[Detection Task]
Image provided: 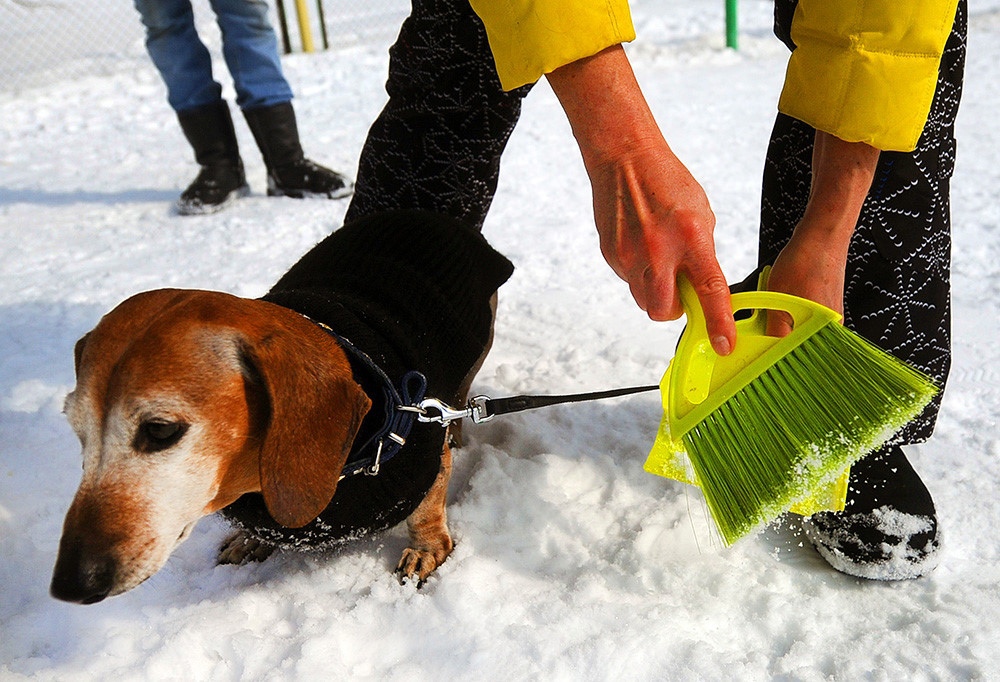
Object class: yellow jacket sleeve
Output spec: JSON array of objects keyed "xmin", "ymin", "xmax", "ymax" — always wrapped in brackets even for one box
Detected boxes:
[
  {"xmin": 469, "ymin": 0, "xmax": 636, "ymax": 91},
  {"xmin": 778, "ymin": 0, "xmax": 959, "ymax": 152}
]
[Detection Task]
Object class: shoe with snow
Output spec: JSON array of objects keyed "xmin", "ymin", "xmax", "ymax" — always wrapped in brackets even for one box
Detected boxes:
[
  {"xmin": 267, "ymin": 158, "xmax": 353, "ymax": 199},
  {"xmin": 803, "ymin": 444, "xmax": 940, "ymax": 581},
  {"xmin": 243, "ymin": 102, "xmax": 353, "ymax": 201},
  {"xmin": 176, "ymin": 101, "xmax": 249, "ymax": 215},
  {"xmin": 176, "ymin": 162, "xmax": 250, "ymax": 216}
]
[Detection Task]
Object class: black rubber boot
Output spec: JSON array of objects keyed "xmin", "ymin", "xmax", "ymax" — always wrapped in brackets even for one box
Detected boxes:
[
  {"xmin": 243, "ymin": 102, "xmax": 352, "ymax": 200},
  {"xmin": 803, "ymin": 444, "xmax": 941, "ymax": 580},
  {"xmin": 176, "ymin": 100, "xmax": 250, "ymax": 215}
]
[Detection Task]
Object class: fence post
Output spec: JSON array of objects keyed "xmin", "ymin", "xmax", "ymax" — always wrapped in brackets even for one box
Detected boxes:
[
  {"xmin": 315, "ymin": 0, "xmax": 330, "ymax": 50},
  {"xmin": 293, "ymin": 0, "xmax": 315, "ymax": 53},
  {"xmin": 275, "ymin": 0, "xmax": 293, "ymax": 54}
]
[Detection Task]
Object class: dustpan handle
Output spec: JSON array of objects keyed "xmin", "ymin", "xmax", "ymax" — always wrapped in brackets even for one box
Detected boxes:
[
  {"xmin": 674, "ymin": 275, "xmax": 717, "ymax": 405},
  {"xmin": 676, "ymin": 274, "xmax": 709, "ymax": 331},
  {"xmin": 668, "ymin": 275, "xmax": 843, "ymax": 427},
  {"xmin": 679, "ymin": 271, "xmax": 841, "ymax": 337}
]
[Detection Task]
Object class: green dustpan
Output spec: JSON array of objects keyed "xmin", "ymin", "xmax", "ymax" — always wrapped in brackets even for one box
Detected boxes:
[{"xmin": 644, "ymin": 271, "xmax": 850, "ymax": 521}]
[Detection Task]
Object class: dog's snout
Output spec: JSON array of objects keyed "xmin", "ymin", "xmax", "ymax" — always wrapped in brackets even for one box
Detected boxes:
[{"xmin": 50, "ymin": 536, "xmax": 116, "ymax": 604}]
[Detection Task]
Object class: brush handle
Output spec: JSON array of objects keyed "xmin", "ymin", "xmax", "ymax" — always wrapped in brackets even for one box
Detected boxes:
[
  {"xmin": 667, "ymin": 275, "xmax": 843, "ymax": 437},
  {"xmin": 678, "ymin": 271, "xmax": 841, "ymax": 340},
  {"xmin": 676, "ymin": 275, "xmax": 709, "ymax": 330},
  {"xmin": 728, "ymin": 291, "xmax": 842, "ymax": 332}
]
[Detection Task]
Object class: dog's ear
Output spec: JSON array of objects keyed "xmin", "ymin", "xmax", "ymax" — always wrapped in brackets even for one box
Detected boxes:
[
  {"xmin": 73, "ymin": 333, "xmax": 90, "ymax": 376},
  {"xmin": 239, "ymin": 329, "xmax": 371, "ymax": 528}
]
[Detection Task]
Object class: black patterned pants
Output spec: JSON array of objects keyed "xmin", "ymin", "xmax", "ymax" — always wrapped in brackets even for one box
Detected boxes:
[
  {"xmin": 344, "ymin": 0, "xmax": 531, "ymax": 229},
  {"xmin": 762, "ymin": 0, "xmax": 967, "ymax": 444}
]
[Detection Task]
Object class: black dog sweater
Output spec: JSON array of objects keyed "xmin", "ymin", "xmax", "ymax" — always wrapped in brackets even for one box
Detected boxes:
[{"xmin": 221, "ymin": 210, "xmax": 513, "ymax": 549}]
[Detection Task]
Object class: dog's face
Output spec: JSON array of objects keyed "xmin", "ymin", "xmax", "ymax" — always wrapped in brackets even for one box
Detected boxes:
[{"xmin": 51, "ymin": 290, "xmax": 370, "ymax": 603}]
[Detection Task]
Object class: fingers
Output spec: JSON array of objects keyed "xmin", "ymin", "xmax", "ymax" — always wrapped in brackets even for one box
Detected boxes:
[
  {"xmin": 631, "ymin": 266, "xmax": 681, "ymax": 322},
  {"xmin": 584, "ymin": 138, "xmax": 734, "ymax": 352},
  {"xmin": 765, "ymin": 310, "xmax": 795, "ymax": 338},
  {"xmin": 629, "ymin": 263, "xmax": 735, "ymax": 357},
  {"xmin": 687, "ymin": 273, "xmax": 735, "ymax": 356}
]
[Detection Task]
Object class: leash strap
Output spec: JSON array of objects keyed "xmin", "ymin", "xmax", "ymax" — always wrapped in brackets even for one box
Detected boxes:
[
  {"xmin": 309, "ymin": 312, "xmax": 656, "ymax": 475},
  {"xmin": 414, "ymin": 384, "xmax": 659, "ymax": 427}
]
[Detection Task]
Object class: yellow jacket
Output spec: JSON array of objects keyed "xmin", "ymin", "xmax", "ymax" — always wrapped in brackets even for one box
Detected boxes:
[
  {"xmin": 469, "ymin": 0, "xmax": 959, "ymax": 152},
  {"xmin": 468, "ymin": 0, "xmax": 635, "ymax": 91}
]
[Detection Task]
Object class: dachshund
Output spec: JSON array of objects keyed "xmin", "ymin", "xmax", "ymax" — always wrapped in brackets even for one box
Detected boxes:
[{"xmin": 50, "ymin": 210, "xmax": 513, "ymax": 603}]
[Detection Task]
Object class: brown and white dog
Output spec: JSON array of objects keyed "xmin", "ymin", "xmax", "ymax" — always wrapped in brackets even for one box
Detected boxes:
[{"xmin": 50, "ymin": 210, "xmax": 513, "ymax": 603}]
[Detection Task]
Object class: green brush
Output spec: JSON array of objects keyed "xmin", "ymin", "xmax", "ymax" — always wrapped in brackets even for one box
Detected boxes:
[{"xmin": 644, "ymin": 273, "xmax": 939, "ymax": 545}]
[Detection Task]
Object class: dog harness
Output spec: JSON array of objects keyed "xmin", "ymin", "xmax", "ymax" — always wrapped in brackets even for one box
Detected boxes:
[{"xmin": 314, "ymin": 322, "xmax": 429, "ymax": 480}]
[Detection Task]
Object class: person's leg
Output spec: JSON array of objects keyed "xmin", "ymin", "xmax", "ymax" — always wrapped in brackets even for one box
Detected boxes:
[
  {"xmin": 209, "ymin": 0, "xmax": 292, "ymax": 110},
  {"xmin": 242, "ymin": 101, "xmax": 353, "ymax": 199},
  {"xmin": 134, "ymin": 0, "xmax": 223, "ymax": 112},
  {"xmin": 134, "ymin": 0, "xmax": 248, "ymax": 214},
  {"xmin": 760, "ymin": 0, "xmax": 967, "ymax": 579},
  {"xmin": 174, "ymin": 100, "xmax": 250, "ymax": 215},
  {"xmin": 344, "ymin": 0, "xmax": 532, "ymax": 230},
  {"xmin": 762, "ymin": 3, "xmax": 966, "ymax": 440},
  {"xmin": 208, "ymin": 0, "xmax": 351, "ymax": 199}
]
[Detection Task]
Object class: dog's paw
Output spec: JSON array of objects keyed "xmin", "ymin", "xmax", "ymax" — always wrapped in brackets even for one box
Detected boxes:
[
  {"xmin": 394, "ymin": 542, "xmax": 453, "ymax": 589},
  {"xmin": 217, "ymin": 531, "xmax": 276, "ymax": 566}
]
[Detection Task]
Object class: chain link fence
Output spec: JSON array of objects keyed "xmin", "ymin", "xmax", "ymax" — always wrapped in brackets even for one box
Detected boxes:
[{"xmin": 0, "ymin": 0, "xmax": 407, "ymax": 94}]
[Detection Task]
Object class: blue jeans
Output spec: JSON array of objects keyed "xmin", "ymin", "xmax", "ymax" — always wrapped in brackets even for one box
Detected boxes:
[{"xmin": 134, "ymin": 0, "xmax": 293, "ymax": 113}]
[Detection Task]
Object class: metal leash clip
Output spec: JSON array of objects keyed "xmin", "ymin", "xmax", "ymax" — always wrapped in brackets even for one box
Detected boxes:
[
  {"xmin": 407, "ymin": 396, "xmax": 494, "ymax": 426},
  {"xmin": 403, "ymin": 384, "xmax": 657, "ymax": 428}
]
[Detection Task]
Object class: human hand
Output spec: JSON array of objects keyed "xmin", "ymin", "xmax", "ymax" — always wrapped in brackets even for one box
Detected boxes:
[
  {"xmin": 765, "ymin": 227, "xmax": 849, "ymax": 337},
  {"xmin": 546, "ymin": 45, "xmax": 735, "ymax": 355},
  {"xmin": 588, "ymin": 142, "xmax": 735, "ymax": 355}
]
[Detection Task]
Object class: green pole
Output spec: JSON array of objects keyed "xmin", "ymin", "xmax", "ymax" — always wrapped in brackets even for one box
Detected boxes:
[{"xmin": 726, "ymin": 0, "xmax": 738, "ymax": 49}]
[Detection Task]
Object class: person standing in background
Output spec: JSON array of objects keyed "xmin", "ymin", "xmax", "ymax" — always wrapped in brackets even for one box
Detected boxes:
[{"xmin": 135, "ymin": 0, "xmax": 353, "ymax": 215}]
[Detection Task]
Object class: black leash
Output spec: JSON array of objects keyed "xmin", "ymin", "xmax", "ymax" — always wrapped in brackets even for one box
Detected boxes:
[
  {"xmin": 309, "ymin": 313, "xmax": 658, "ymax": 480},
  {"xmin": 412, "ymin": 383, "xmax": 660, "ymax": 427}
]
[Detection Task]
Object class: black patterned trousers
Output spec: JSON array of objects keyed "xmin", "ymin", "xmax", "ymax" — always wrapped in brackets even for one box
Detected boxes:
[
  {"xmin": 762, "ymin": 0, "xmax": 967, "ymax": 444},
  {"xmin": 344, "ymin": 0, "xmax": 531, "ymax": 229}
]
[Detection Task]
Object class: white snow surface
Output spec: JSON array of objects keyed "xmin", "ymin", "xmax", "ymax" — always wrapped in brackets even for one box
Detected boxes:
[{"xmin": 2, "ymin": 2, "xmax": 1000, "ymax": 679}]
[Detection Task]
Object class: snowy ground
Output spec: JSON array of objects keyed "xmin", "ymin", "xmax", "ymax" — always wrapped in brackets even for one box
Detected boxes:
[{"xmin": 2, "ymin": 1, "xmax": 999, "ymax": 679}]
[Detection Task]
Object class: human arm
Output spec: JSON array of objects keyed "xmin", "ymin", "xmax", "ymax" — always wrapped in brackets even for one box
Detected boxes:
[
  {"xmin": 467, "ymin": 1, "xmax": 735, "ymax": 354},
  {"xmin": 778, "ymin": 0, "xmax": 960, "ymax": 152},
  {"xmin": 468, "ymin": 0, "xmax": 635, "ymax": 90},
  {"xmin": 546, "ymin": 45, "xmax": 736, "ymax": 355},
  {"xmin": 765, "ymin": 131, "xmax": 879, "ymax": 336},
  {"xmin": 764, "ymin": 0, "xmax": 958, "ymax": 332}
]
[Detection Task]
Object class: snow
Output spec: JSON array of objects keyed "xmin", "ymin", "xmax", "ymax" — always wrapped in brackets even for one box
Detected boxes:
[{"xmin": 2, "ymin": 1, "xmax": 1000, "ymax": 679}]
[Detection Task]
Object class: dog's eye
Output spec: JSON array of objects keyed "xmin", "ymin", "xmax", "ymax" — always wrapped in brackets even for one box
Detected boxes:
[{"xmin": 135, "ymin": 420, "xmax": 188, "ymax": 452}]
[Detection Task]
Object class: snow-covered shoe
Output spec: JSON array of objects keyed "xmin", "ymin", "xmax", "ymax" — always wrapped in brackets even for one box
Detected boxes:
[
  {"xmin": 176, "ymin": 101, "xmax": 250, "ymax": 215},
  {"xmin": 803, "ymin": 445, "xmax": 941, "ymax": 580},
  {"xmin": 266, "ymin": 158, "xmax": 353, "ymax": 199},
  {"xmin": 243, "ymin": 102, "xmax": 353, "ymax": 200},
  {"xmin": 176, "ymin": 162, "xmax": 250, "ymax": 215}
]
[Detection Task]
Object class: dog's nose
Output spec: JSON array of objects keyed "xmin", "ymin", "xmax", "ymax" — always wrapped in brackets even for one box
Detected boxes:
[{"xmin": 50, "ymin": 539, "xmax": 116, "ymax": 604}]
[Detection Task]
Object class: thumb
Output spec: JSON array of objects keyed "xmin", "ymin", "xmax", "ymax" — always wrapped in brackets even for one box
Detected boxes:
[{"xmin": 765, "ymin": 310, "xmax": 795, "ymax": 338}]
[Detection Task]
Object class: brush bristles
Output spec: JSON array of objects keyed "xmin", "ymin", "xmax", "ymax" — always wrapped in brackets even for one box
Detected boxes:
[{"xmin": 683, "ymin": 323, "xmax": 939, "ymax": 545}]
